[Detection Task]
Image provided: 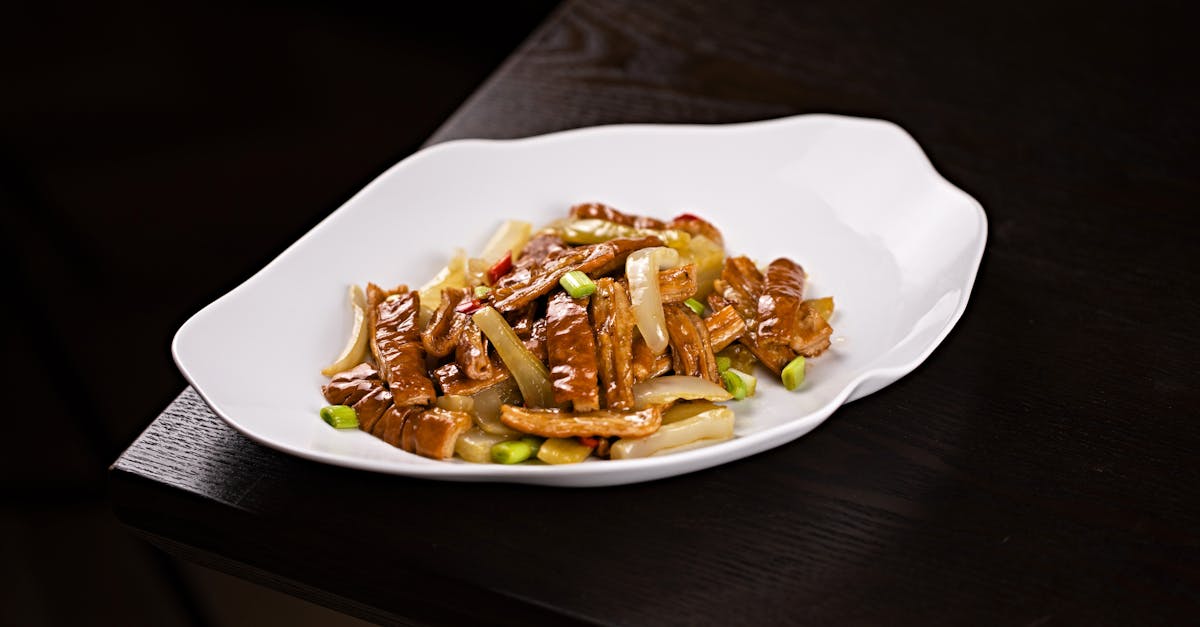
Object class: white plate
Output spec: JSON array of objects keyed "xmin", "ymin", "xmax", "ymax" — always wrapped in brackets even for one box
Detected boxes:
[{"xmin": 173, "ymin": 114, "xmax": 986, "ymax": 487}]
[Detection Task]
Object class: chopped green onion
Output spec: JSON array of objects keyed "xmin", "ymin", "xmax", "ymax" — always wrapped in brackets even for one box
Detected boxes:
[
  {"xmin": 491, "ymin": 440, "xmax": 533, "ymax": 464},
  {"xmin": 474, "ymin": 285, "xmax": 491, "ymax": 298},
  {"xmin": 725, "ymin": 368, "xmax": 757, "ymax": 397},
  {"xmin": 520, "ymin": 436, "xmax": 545, "ymax": 455},
  {"xmin": 782, "ymin": 356, "xmax": 806, "ymax": 391},
  {"xmin": 716, "ymin": 355, "xmax": 732, "ymax": 373},
  {"xmin": 559, "ymin": 270, "xmax": 597, "ymax": 298},
  {"xmin": 720, "ymin": 370, "xmax": 747, "ymax": 400},
  {"xmin": 684, "ymin": 298, "xmax": 705, "ymax": 316},
  {"xmin": 319, "ymin": 405, "xmax": 359, "ymax": 429}
]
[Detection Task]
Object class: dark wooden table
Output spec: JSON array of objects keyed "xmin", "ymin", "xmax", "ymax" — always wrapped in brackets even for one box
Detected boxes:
[{"xmin": 111, "ymin": 1, "xmax": 1199, "ymax": 624}]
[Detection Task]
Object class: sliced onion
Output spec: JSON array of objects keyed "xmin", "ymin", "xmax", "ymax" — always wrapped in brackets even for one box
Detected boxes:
[
  {"xmin": 632, "ymin": 375, "xmax": 732, "ymax": 409},
  {"xmin": 626, "ymin": 246, "xmax": 680, "ymax": 354},
  {"xmin": 472, "ymin": 306, "xmax": 556, "ymax": 408},
  {"xmin": 418, "ymin": 248, "xmax": 468, "ymax": 310},
  {"xmin": 478, "ymin": 220, "xmax": 532, "ymax": 264},
  {"xmin": 610, "ymin": 406, "xmax": 735, "ymax": 459},
  {"xmin": 320, "ymin": 285, "xmax": 369, "ymax": 376}
]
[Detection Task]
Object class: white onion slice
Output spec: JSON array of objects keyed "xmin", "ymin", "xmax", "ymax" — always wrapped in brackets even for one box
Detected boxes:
[
  {"xmin": 632, "ymin": 375, "xmax": 733, "ymax": 409},
  {"xmin": 626, "ymin": 246, "xmax": 681, "ymax": 354}
]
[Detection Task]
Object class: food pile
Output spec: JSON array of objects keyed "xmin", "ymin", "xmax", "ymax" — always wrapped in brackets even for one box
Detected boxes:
[{"xmin": 319, "ymin": 203, "xmax": 834, "ymax": 464}]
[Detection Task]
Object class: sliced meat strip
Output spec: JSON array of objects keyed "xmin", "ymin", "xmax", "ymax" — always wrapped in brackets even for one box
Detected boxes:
[
  {"xmin": 524, "ymin": 317, "xmax": 547, "ymax": 362},
  {"xmin": 657, "ymin": 264, "xmax": 697, "ymax": 304},
  {"xmin": 499, "ymin": 404, "xmax": 663, "ymax": 438},
  {"xmin": 709, "ymin": 292, "xmax": 795, "ymax": 374},
  {"xmin": 373, "ymin": 405, "xmax": 422, "ymax": 447},
  {"xmin": 321, "ymin": 362, "xmax": 382, "ymax": 405},
  {"xmin": 455, "ymin": 318, "xmax": 495, "ymax": 381},
  {"xmin": 545, "ymin": 291, "xmax": 600, "ymax": 412},
  {"xmin": 516, "ymin": 231, "xmax": 567, "ymax": 266},
  {"xmin": 569, "ymin": 202, "xmax": 668, "ymax": 230},
  {"xmin": 352, "ymin": 387, "xmax": 393, "ymax": 434},
  {"xmin": 433, "ymin": 361, "xmax": 511, "ymax": 397},
  {"xmin": 505, "ymin": 304, "xmax": 537, "ymax": 339},
  {"xmin": 491, "ymin": 241, "xmax": 615, "ymax": 312},
  {"xmin": 372, "ymin": 290, "xmax": 436, "ymax": 406},
  {"xmin": 704, "ymin": 305, "xmax": 747, "ymax": 352},
  {"xmin": 591, "ymin": 277, "xmax": 636, "ymax": 410},
  {"xmin": 664, "ymin": 304, "xmax": 720, "ymax": 383},
  {"xmin": 756, "ymin": 258, "xmax": 832, "ymax": 357},
  {"xmin": 421, "ymin": 287, "xmax": 469, "ymax": 357},
  {"xmin": 400, "ymin": 408, "xmax": 473, "ymax": 459},
  {"xmin": 632, "ymin": 336, "xmax": 673, "ymax": 382},
  {"xmin": 619, "ymin": 264, "xmax": 697, "ymax": 304},
  {"xmin": 714, "ymin": 256, "xmax": 763, "ymax": 320}
]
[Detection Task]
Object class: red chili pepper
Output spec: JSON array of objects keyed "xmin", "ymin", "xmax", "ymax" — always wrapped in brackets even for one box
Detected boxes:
[
  {"xmin": 578, "ymin": 436, "xmax": 600, "ymax": 448},
  {"xmin": 486, "ymin": 251, "xmax": 513, "ymax": 285},
  {"xmin": 455, "ymin": 298, "xmax": 484, "ymax": 315},
  {"xmin": 673, "ymin": 212, "xmax": 704, "ymax": 222}
]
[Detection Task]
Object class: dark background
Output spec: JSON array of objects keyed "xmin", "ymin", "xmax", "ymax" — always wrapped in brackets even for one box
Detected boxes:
[{"xmin": 1, "ymin": 1, "xmax": 557, "ymax": 624}]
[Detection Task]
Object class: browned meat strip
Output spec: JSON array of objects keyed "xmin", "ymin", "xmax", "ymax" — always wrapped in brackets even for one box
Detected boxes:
[
  {"xmin": 590, "ymin": 278, "xmax": 636, "ymax": 410},
  {"xmin": 352, "ymin": 387, "xmax": 393, "ymax": 433},
  {"xmin": 455, "ymin": 319, "xmax": 495, "ymax": 381},
  {"xmin": 373, "ymin": 405, "xmax": 421, "ymax": 447},
  {"xmin": 499, "ymin": 404, "xmax": 663, "ymax": 438},
  {"xmin": 714, "ymin": 256, "xmax": 763, "ymax": 319},
  {"xmin": 704, "ymin": 305, "xmax": 747, "ymax": 352},
  {"xmin": 587, "ymin": 236, "xmax": 665, "ymax": 277},
  {"xmin": 524, "ymin": 317, "xmax": 547, "ymax": 362},
  {"xmin": 569, "ymin": 202, "xmax": 667, "ymax": 230},
  {"xmin": 433, "ymin": 361, "xmax": 511, "ymax": 397},
  {"xmin": 400, "ymin": 408, "xmax": 473, "ymax": 459},
  {"xmin": 756, "ymin": 258, "xmax": 832, "ymax": 357},
  {"xmin": 632, "ymin": 336, "xmax": 673, "ymax": 382},
  {"xmin": 545, "ymin": 291, "xmax": 600, "ymax": 412},
  {"xmin": 321, "ymin": 362, "xmax": 381, "ymax": 405},
  {"xmin": 506, "ymin": 304, "xmax": 537, "ymax": 339},
  {"xmin": 620, "ymin": 264, "xmax": 697, "ymax": 304},
  {"xmin": 709, "ymin": 291, "xmax": 795, "ymax": 374},
  {"xmin": 658, "ymin": 264, "xmax": 697, "ymax": 303},
  {"xmin": 664, "ymin": 304, "xmax": 720, "ymax": 383},
  {"xmin": 421, "ymin": 287, "xmax": 469, "ymax": 357},
  {"xmin": 517, "ymin": 231, "xmax": 567, "ymax": 266},
  {"xmin": 491, "ymin": 241, "xmax": 615, "ymax": 312},
  {"xmin": 372, "ymin": 290, "xmax": 436, "ymax": 406}
]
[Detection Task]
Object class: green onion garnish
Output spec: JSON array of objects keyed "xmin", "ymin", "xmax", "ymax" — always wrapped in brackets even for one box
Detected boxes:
[
  {"xmin": 559, "ymin": 270, "xmax": 597, "ymax": 298},
  {"xmin": 781, "ymin": 356, "xmax": 806, "ymax": 391},
  {"xmin": 716, "ymin": 355, "xmax": 732, "ymax": 373},
  {"xmin": 720, "ymin": 370, "xmax": 748, "ymax": 400},
  {"xmin": 726, "ymin": 368, "xmax": 757, "ymax": 397},
  {"xmin": 684, "ymin": 298, "xmax": 705, "ymax": 316},
  {"xmin": 319, "ymin": 405, "xmax": 359, "ymax": 429},
  {"xmin": 474, "ymin": 285, "xmax": 491, "ymax": 298},
  {"xmin": 491, "ymin": 440, "xmax": 534, "ymax": 464}
]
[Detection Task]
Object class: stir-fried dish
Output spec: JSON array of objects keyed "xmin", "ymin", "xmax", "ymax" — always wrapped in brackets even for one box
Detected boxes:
[{"xmin": 318, "ymin": 203, "xmax": 835, "ymax": 465}]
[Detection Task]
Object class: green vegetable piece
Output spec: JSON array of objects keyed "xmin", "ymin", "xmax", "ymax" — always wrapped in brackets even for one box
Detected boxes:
[
  {"xmin": 716, "ymin": 355, "xmax": 732, "ymax": 373},
  {"xmin": 559, "ymin": 270, "xmax": 597, "ymax": 298},
  {"xmin": 782, "ymin": 356, "xmax": 806, "ymax": 391},
  {"xmin": 491, "ymin": 440, "xmax": 534, "ymax": 464},
  {"xmin": 720, "ymin": 370, "xmax": 747, "ymax": 401},
  {"xmin": 684, "ymin": 298, "xmax": 705, "ymax": 316},
  {"xmin": 474, "ymin": 285, "xmax": 491, "ymax": 298},
  {"xmin": 520, "ymin": 436, "xmax": 545, "ymax": 455},
  {"xmin": 726, "ymin": 367, "xmax": 757, "ymax": 397},
  {"xmin": 319, "ymin": 405, "xmax": 359, "ymax": 429}
]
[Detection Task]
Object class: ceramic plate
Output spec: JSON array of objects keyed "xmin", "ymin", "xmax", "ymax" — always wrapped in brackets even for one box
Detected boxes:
[{"xmin": 173, "ymin": 114, "xmax": 986, "ymax": 486}]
